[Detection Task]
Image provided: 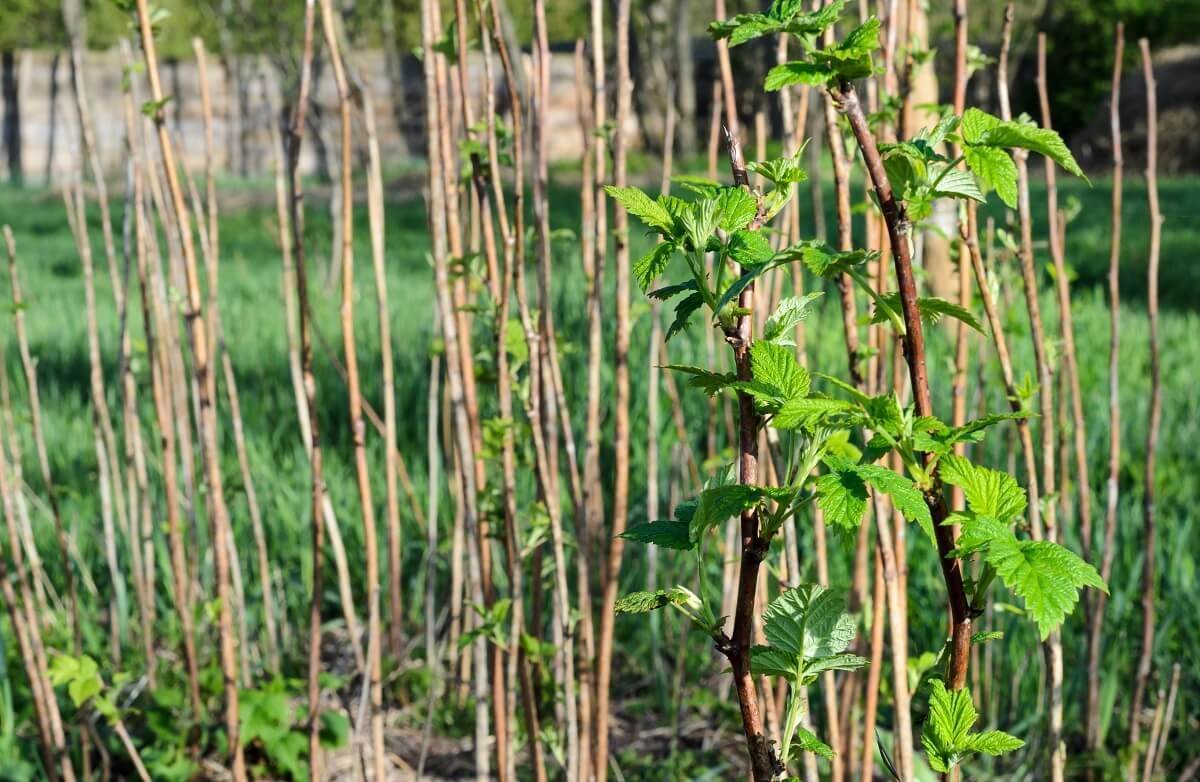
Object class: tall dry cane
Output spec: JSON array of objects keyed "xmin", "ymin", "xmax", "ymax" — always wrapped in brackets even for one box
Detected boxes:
[
  {"xmin": 132, "ymin": 1, "xmax": 245, "ymax": 776},
  {"xmin": 421, "ymin": 1, "xmax": 491, "ymax": 778},
  {"xmin": 0, "ymin": 400, "xmax": 76, "ymax": 782},
  {"xmin": 1086, "ymin": 22, "xmax": 1124, "ymax": 761},
  {"xmin": 315, "ymin": 4, "xmax": 389, "ymax": 778},
  {"xmin": 1127, "ymin": 37, "xmax": 1161, "ymax": 782},
  {"xmin": 595, "ymin": 1, "xmax": 634, "ymax": 777}
]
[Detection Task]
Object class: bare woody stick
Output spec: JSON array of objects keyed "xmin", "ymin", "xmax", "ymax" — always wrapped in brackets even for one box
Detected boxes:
[
  {"xmin": 283, "ymin": 1, "xmax": 331, "ymax": 771},
  {"xmin": 422, "ymin": 1, "xmax": 491, "ymax": 778},
  {"xmin": 132, "ymin": 1, "xmax": 245, "ymax": 777},
  {"xmin": 316, "ymin": 4, "xmax": 388, "ymax": 780},
  {"xmin": 0, "ymin": 415, "xmax": 75, "ymax": 782},
  {"xmin": 1127, "ymin": 37, "xmax": 1161, "ymax": 782},
  {"xmin": 1087, "ymin": 24, "xmax": 1124, "ymax": 757},
  {"xmin": 2, "ymin": 227, "xmax": 82, "ymax": 656},
  {"xmin": 595, "ymin": 1, "xmax": 634, "ymax": 777}
]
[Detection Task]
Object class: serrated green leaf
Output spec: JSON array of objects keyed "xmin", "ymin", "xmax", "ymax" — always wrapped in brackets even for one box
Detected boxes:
[
  {"xmin": 816, "ymin": 457, "xmax": 869, "ymax": 531},
  {"xmin": 964, "ymin": 144, "xmax": 1018, "ymax": 207},
  {"xmin": 633, "ymin": 242, "xmax": 676, "ymax": 292},
  {"xmin": 804, "ymin": 652, "xmax": 869, "ymax": 679},
  {"xmin": 615, "ymin": 589, "xmax": 688, "ymax": 614},
  {"xmin": 672, "ymin": 175, "xmax": 721, "ymax": 199},
  {"xmin": 791, "ymin": 725, "xmax": 836, "ymax": 760},
  {"xmin": 961, "ymin": 730, "xmax": 1026, "ymax": 756},
  {"xmin": 726, "ymin": 229, "xmax": 774, "ymax": 266},
  {"xmin": 604, "ymin": 185, "xmax": 675, "ymax": 236},
  {"xmin": 939, "ymin": 455, "xmax": 1026, "ymax": 522},
  {"xmin": 772, "ymin": 396, "xmax": 856, "ymax": 430},
  {"xmin": 765, "ymin": 61, "xmax": 834, "ymax": 91},
  {"xmin": 648, "ymin": 279, "xmax": 697, "ymax": 301},
  {"xmin": 763, "ymin": 293, "xmax": 823, "ymax": 345},
  {"xmin": 747, "ymin": 150, "xmax": 810, "ymax": 185},
  {"xmin": 931, "ymin": 164, "xmax": 986, "ymax": 202},
  {"xmin": 922, "ymin": 680, "xmax": 1023, "ymax": 773},
  {"xmin": 870, "ymin": 294, "xmax": 984, "ymax": 333},
  {"xmin": 708, "ymin": 13, "xmax": 779, "ymax": 47},
  {"xmin": 666, "ymin": 292, "xmax": 705, "ymax": 340},
  {"xmin": 855, "ymin": 463, "xmax": 935, "ymax": 546},
  {"xmin": 662, "ymin": 364, "xmax": 736, "ymax": 396},
  {"xmin": 950, "ymin": 514, "xmax": 1011, "ymax": 557},
  {"xmin": 750, "ymin": 341, "xmax": 810, "ymax": 401},
  {"xmin": 751, "ymin": 645, "xmax": 800, "ymax": 678},
  {"xmin": 691, "ymin": 484, "xmax": 762, "ymax": 542},
  {"xmin": 620, "ymin": 520, "xmax": 693, "ymax": 550},
  {"xmin": 986, "ymin": 536, "xmax": 1106, "ymax": 639},
  {"xmin": 680, "ymin": 198, "xmax": 719, "ymax": 251},
  {"xmin": 717, "ymin": 187, "xmax": 760, "ymax": 232},
  {"xmin": 977, "ymin": 121, "xmax": 1084, "ymax": 178}
]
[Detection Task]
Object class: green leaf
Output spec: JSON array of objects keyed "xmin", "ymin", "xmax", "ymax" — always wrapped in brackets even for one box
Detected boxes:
[
  {"xmin": 959, "ymin": 107, "xmax": 1001, "ymax": 144},
  {"xmin": 604, "ymin": 185, "xmax": 676, "ymax": 236},
  {"xmin": 773, "ymin": 396, "xmax": 856, "ymax": 431},
  {"xmin": 914, "ymin": 412, "xmax": 1029, "ymax": 456},
  {"xmin": 791, "ymin": 726, "xmax": 835, "ymax": 760},
  {"xmin": 950, "ymin": 514, "xmax": 1011, "ymax": 557},
  {"xmin": 662, "ymin": 364, "xmax": 736, "ymax": 396},
  {"xmin": 764, "ymin": 584, "xmax": 858, "ymax": 661},
  {"xmin": 870, "ymin": 294, "xmax": 984, "ymax": 333},
  {"xmin": 615, "ymin": 589, "xmax": 686, "ymax": 614},
  {"xmin": 804, "ymin": 652, "xmax": 869, "ymax": 679},
  {"xmin": 765, "ymin": 61, "xmax": 833, "ymax": 91},
  {"xmin": 717, "ymin": 187, "xmax": 760, "ymax": 232},
  {"xmin": 855, "ymin": 463, "xmax": 935, "ymax": 547},
  {"xmin": 620, "ymin": 520, "xmax": 694, "ymax": 551},
  {"xmin": 691, "ymin": 484, "xmax": 764, "ymax": 542},
  {"xmin": 680, "ymin": 198, "xmax": 719, "ymax": 252},
  {"xmin": 976, "ymin": 121, "xmax": 1084, "ymax": 178},
  {"xmin": 939, "ymin": 455, "xmax": 1026, "ymax": 523},
  {"xmin": 726, "ymin": 229, "xmax": 774, "ymax": 266},
  {"xmin": 633, "ymin": 242, "xmax": 676, "ymax": 293},
  {"xmin": 747, "ymin": 150, "xmax": 810, "ymax": 185},
  {"xmin": 666, "ymin": 292, "xmax": 705, "ymax": 340},
  {"xmin": 708, "ymin": 14, "xmax": 779, "ymax": 47},
  {"xmin": 986, "ymin": 536, "xmax": 1106, "ymax": 639},
  {"xmin": 648, "ymin": 279, "xmax": 697, "ymax": 301},
  {"xmin": 750, "ymin": 341, "xmax": 810, "ymax": 401},
  {"xmin": 961, "ymin": 730, "xmax": 1026, "ymax": 756},
  {"xmin": 763, "ymin": 293, "xmax": 823, "ymax": 345},
  {"xmin": 672, "ymin": 175, "xmax": 721, "ymax": 199},
  {"xmin": 964, "ymin": 145, "xmax": 1018, "ymax": 208},
  {"xmin": 751, "ymin": 645, "xmax": 800, "ymax": 678},
  {"xmin": 815, "ymin": 457, "xmax": 869, "ymax": 531},
  {"xmin": 922, "ymin": 680, "xmax": 1023, "ymax": 773},
  {"xmin": 930, "ymin": 164, "xmax": 985, "ymax": 202}
]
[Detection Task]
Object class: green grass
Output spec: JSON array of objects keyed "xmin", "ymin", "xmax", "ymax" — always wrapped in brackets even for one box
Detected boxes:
[{"xmin": 0, "ymin": 170, "xmax": 1197, "ymax": 777}]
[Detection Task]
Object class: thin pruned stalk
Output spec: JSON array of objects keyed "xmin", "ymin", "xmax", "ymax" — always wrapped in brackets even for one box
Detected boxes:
[
  {"xmin": 1150, "ymin": 663, "xmax": 1181, "ymax": 777},
  {"xmin": 355, "ymin": 75, "xmax": 404, "ymax": 664},
  {"xmin": 133, "ymin": 1, "xmax": 245, "ymax": 775},
  {"xmin": 422, "ymin": 1, "xmax": 491, "ymax": 778},
  {"xmin": 595, "ymin": 2, "xmax": 633, "ymax": 778},
  {"xmin": 1127, "ymin": 37, "xmax": 1161, "ymax": 782},
  {"xmin": 316, "ymin": 4, "xmax": 387, "ymax": 779},
  {"xmin": 284, "ymin": 1, "xmax": 329, "ymax": 772},
  {"xmin": 450, "ymin": 4, "xmax": 510, "ymax": 773},
  {"xmin": 470, "ymin": 1, "xmax": 546, "ymax": 775},
  {"xmin": 997, "ymin": 13, "xmax": 1063, "ymax": 781},
  {"xmin": 0, "ymin": 409, "xmax": 75, "ymax": 782},
  {"xmin": 1087, "ymin": 23, "xmax": 1124, "ymax": 757},
  {"xmin": 131, "ymin": 163, "xmax": 203, "ymax": 716},
  {"xmin": 2, "ymin": 227, "xmax": 82, "ymax": 657}
]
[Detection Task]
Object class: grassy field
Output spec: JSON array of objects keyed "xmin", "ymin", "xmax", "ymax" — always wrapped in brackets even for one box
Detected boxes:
[{"xmin": 1, "ymin": 169, "xmax": 1197, "ymax": 777}]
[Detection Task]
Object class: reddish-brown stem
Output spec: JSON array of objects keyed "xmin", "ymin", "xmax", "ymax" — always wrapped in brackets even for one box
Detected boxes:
[{"xmin": 835, "ymin": 82, "xmax": 972, "ymax": 693}]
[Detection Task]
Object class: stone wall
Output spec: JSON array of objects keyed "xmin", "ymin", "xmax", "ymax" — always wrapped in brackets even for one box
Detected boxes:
[{"xmin": 0, "ymin": 47, "xmax": 624, "ymax": 183}]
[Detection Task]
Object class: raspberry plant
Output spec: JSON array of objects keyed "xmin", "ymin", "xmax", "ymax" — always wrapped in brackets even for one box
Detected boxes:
[{"xmin": 609, "ymin": 1, "xmax": 1106, "ymax": 778}]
